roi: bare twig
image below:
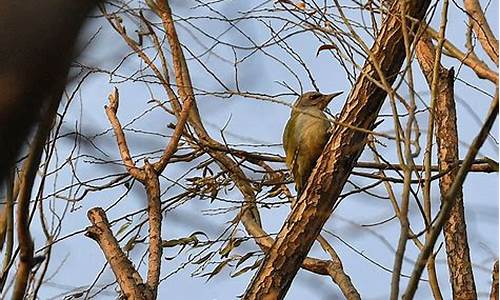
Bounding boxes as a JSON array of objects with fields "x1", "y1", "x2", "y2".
[
  {"x1": 463, "y1": 0, "x2": 499, "y2": 65},
  {"x1": 12, "y1": 96, "x2": 59, "y2": 300},
  {"x1": 426, "y1": 26, "x2": 498, "y2": 83},
  {"x1": 317, "y1": 236, "x2": 361, "y2": 300},
  {"x1": 105, "y1": 88, "x2": 145, "y2": 181}
]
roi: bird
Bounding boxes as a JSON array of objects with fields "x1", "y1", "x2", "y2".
[{"x1": 282, "y1": 91, "x2": 343, "y2": 194}]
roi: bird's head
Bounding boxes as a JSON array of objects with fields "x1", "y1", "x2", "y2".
[{"x1": 293, "y1": 91, "x2": 343, "y2": 110}]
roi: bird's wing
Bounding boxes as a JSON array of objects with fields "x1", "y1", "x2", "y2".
[
  {"x1": 290, "y1": 147, "x2": 300, "y2": 180},
  {"x1": 282, "y1": 118, "x2": 295, "y2": 168},
  {"x1": 283, "y1": 117, "x2": 301, "y2": 191}
]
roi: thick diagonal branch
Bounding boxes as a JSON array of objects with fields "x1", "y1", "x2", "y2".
[{"x1": 242, "y1": 1, "x2": 432, "y2": 299}]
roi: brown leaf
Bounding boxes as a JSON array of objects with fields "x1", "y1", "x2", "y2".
[
  {"x1": 231, "y1": 258, "x2": 263, "y2": 278},
  {"x1": 316, "y1": 44, "x2": 338, "y2": 56},
  {"x1": 296, "y1": 2, "x2": 306, "y2": 9},
  {"x1": 275, "y1": 0, "x2": 294, "y2": 5},
  {"x1": 202, "y1": 259, "x2": 231, "y2": 282}
]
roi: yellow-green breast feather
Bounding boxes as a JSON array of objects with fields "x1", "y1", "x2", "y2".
[{"x1": 283, "y1": 107, "x2": 331, "y2": 193}]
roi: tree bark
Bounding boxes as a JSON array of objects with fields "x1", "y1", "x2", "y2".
[
  {"x1": 403, "y1": 92, "x2": 498, "y2": 299},
  {"x1": 242, "y1": 1, "x2": 432, "y2": 299},
  {"x1": 416, "y1": 35, "x2": 477, "y2": 300},
  {"x1": 86, "y1": 208, "x2": 153, "y2": 300},
  {"x1": 491, "y1": 261, "x2": 499, "y2": 300}
]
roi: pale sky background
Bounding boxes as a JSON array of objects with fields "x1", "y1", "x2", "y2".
[{"x1": 23, "y1": 1, "x2": 499, "y2": 299}]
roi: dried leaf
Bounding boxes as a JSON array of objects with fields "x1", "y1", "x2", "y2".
[
  {"x1": 483, "y1": 156, "x2": 499, "y2": 172},
  {"x1": 316, "y1": 44, "x2": 338, "y2": 56},
  {"x1": 275, "y1": 0, "x2": 294, "y2": 5},
  {"x1": 68, "y1": 291, "x2": 85, "y2": 299},
  {"x1": 266, "y1": 185, "x2": 283, "y2": 198},
  {"x1": 296, "y1": 2, "x2": 306, "y2": 9},
  {"x1": 202, "y1": 259, "x2": 231, "y2": 282},
  {"x1": 235, "y1": 251, "x2": 258, "y2": 269},
  {"x1": 162, "y1": 237, "x2": 193, "y2": 248},
  {"x1": 192, "y1": 252, "x2": 213, "y2": 265},
  {"x1": 123, "y1": 235, "x2": 139, "y2": 253},
  {"x1": 219, "y1": 238, "x2": 244, "y2": 258},
  {"x1": 231, "y1": 258, "x2": 263, "y2": 278},
  {"x1": 116, "y1": 221, "x2": 131, "y2": 237},
  {"x1": 162, "y1": 231, "x2": 208, "y2": 248},
  {"x1": 210, "y1": 188, "x2": 219, "y2": 202}
]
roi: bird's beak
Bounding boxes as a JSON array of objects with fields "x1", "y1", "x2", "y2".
[
  {"x1": 326, "y1": 91, "x2": 343, "y2": 100},
  {"x1": 320, "y1": 91, "x2": 343, "y2": 109}
]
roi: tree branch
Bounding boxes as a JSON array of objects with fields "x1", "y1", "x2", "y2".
[
  {"x1": 426, "y1": 26, "x2": 498, "y2": 83},
  {"x1": 144, "y1": 162, "x2": 162, "y2": 297},
  {"x1": 149, "y1": 0, "x2": 362, "y2": 290},
  {"x1": 105, "y1": 88, "x2": 145, "y2": 181},
  {"x1": 86, "y1": 208, "x2": 152, "y2": 300},
  {"x1": 12, "y1": 96, "x2": 59, "y2": 300},
  {"x1": 403, "y1": 91, "x2": 498, "y2": 299},
  {"x1": 242, "y1": 1, "x2": 432, "y2": 299},
  {"x1": 416, "y1": 32, "x2": 477, "y2": 299},
  {"x1": 463, "y1": 0, "x2": 499, "y2": 65}
]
